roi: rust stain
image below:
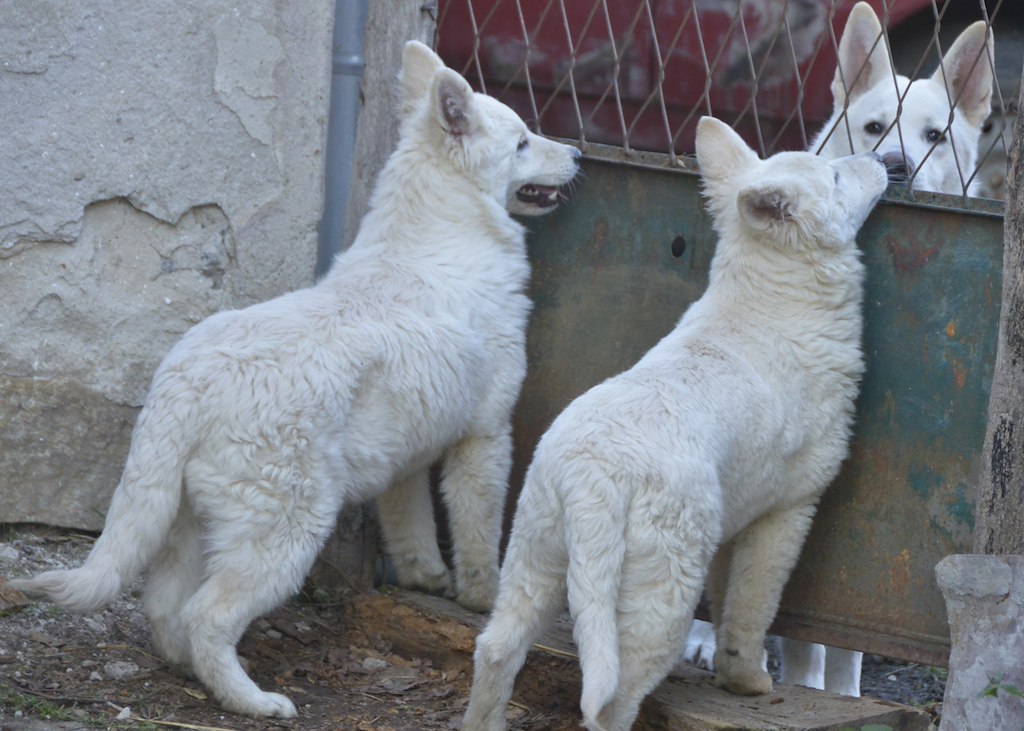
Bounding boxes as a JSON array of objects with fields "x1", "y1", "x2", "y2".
[
  {"x1": 951, "y1": 357, "x2": 968, "y2": 390},
  {"x1": 887, "y1": 548, "x2": 912, "y2": 597},
  {"x1": 886, "y1": 238, "x2": 939, "y2": 273},
  {"x1": 945, "y1": 320, "x2": 957, "y2": 338}
]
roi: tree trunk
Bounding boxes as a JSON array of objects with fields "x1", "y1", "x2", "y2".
[{"x1": 974, "y1": 75, "x2": 1024, "y2": 556}]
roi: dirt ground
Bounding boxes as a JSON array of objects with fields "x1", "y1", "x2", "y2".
[{"x1": 0, "y1": 526, "x2": 943, "y2": 731}]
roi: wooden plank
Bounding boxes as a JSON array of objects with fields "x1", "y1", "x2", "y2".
[{"x1": 353, "y1": 589, "x2": 934, "y2": 731}]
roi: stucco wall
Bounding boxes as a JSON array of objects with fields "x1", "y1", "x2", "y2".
[{"x1": 0, "y1": 1, "x2": 334, "y2": 529}]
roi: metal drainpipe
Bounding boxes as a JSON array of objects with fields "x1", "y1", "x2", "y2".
[{"x1": 316, "y1": 0, "x2": 369, "y2": 279}]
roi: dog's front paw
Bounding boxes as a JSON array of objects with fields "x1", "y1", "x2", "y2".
[
  {"x1": 716, "y1": 669, "x2": 773, "y2": 696},
  {"x1": 714, "y1": 666, "x2": 773, "y2": 696},
  {"x1": 714, "y1": 646, "x2": 773, "y2": 696}
]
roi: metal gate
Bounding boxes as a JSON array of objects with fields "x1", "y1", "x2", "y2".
[{"x1": 437, "y1": 0, "x2": 1012, "y2": 666}]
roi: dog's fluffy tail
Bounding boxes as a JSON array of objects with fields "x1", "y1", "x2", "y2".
[
  {"x1": 9, "y1": 375, "x2": 196, "y2": 611},
  {"x1": 563, "y1": 462, "x2": 627, "y2": 730}
]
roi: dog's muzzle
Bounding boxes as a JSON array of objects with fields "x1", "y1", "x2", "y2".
[{"x1": 881, "y1": 151, "x2": 914, "y2": 186}]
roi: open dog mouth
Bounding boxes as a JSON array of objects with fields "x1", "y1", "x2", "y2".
[{"x1": 516, "y1": 184, "x2": 565, "y2": 208}]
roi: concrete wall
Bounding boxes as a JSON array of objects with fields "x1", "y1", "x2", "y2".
[{"x1": 0, "y1": 1, "x2": 334, "y2": 530}]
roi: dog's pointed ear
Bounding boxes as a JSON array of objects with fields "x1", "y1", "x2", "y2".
[
  {"x1": 737, "y1": 185, "x2": 797, "y2": 231},
  {"x1": 432, "y1": 68, "x2": 477, "y2": 138},
  {"x1": 400, "y1": 41, "x2": 446, "y2": 116},
  {"x1": 832, "y1": 2, "x2": 890, "y2": 107},
  {"x1": 696, "y1": 117, "x2": 758, "y2": 184},
  {"x1": 933, "y1": 21, "x2": 993, "y2": 128}
]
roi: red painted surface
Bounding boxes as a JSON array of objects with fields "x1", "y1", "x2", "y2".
[{"x1": 438, "y1": 0, "x2": 930, "y2": 155}]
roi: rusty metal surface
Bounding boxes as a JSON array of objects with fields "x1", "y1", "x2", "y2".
[{"x1": 509, "y1": 153, "x2": 1003, "y2": 667}]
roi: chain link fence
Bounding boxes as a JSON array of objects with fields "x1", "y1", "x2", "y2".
[{"x1": 437, "y1": 0, "x2": 1018, "y2": 199}]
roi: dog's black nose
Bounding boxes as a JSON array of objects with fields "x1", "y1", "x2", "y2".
[
  {"x1": 571, "y1": 147, "x2": 583, "y2": 161},
  {"x1": 881, "y1": 151, "x2": 913, "y2": 184}
]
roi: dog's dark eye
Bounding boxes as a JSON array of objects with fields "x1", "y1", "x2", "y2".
[
  {"x1": 982, "y1": 120, "x2": 994, "y2": 134},
  {"x1": 864, "y1": 121, "x2": 883, "y2": 135},
  {"x1": 517, "y1": 137, "x2": 529, "y2": 152},
  {"x1": 926, "y1": 129, "x2": 946, "y2": 144}
]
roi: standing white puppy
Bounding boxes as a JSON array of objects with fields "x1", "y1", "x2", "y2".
[
  {"x1": 9, "y1": 41, "x2": 579, "y2": 719},
  {"x1": 463, "y1": 117, "x2": 888, "y2": 731},
  {"x1": 786, "y1": 2, "x2": 991, "y2": 694},
  {"x1": 687, "y1": 4, "x2": 994, "y2": 695}
]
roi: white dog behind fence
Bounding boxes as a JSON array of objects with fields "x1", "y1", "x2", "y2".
[
  {"x1": 463, "y1": 116, "x2": 889, "y2": 731},
  {"x1": 685, "y1": 2, "x2": 994, "y2": 697},
  {"x1": 9, "y1": 41, "x2": 580, "y2": 719},
  {"x1": 812, "y1": 2, "x2": 994, "y2": 195}
]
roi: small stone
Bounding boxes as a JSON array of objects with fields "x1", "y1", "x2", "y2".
[
  {"x1": 115, "y1": 705, "x2": 131, "y2": 720},
  {"x1": 103, "y1": 660, "x2": 140, "y2": 680},
  {"x1": 362, "y1": 657, "x2": 388, "y2": 672},
  {"x1": 0, "y1": 544, "x2": 19, "y2": 561},
  {"x1": 81, "y1": 659, "x2": 97, "y2": 668},
  {"x1": 265, "y1": 629, "x2": 282, "y2": 640},
  {"x1": 90, "y1": 671, "x2": 103, "y2": 681}
]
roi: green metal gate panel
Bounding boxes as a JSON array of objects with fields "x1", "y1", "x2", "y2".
[{"x1": 510, "y1": 152, "x2": 1003, "y2": 667}]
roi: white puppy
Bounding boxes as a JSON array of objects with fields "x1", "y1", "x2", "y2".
[
  {"x1": 786, "y1": 3, "x2": 991, "y2": 694},
  {"x1": 688, "y1": 5, "x2": 994, "y2": 695},
  {"x1": 9, "y1": 41, "x2": 580, "y2": 719},
  {"x1": 812, "y1": 1, "x2": 993, "y2": 194},
  {"x1": 463, "y1": 116, "x2": 888, "y2": 731}
]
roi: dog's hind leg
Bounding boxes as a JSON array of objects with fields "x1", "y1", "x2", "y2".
[
  {"x1": 181, "y1": 507, "x2": 333, "y2": 718},
  {"x1": 823, "y1": 646, "x2": 862, "y2": 696},
  {"x1": 440, "y1": 429, "x2": 513, "y2": 612},
  {"x1": 595, "y1": 530, "x2": 707, "y2": 731},
  {"x1": 463, "y1": 505, "x2": 567, "y2": 731},
  {"x1": 778, "y1": 638, "x2": 825, "y2": 690},
  {"x1": 714, "y1": 502, "x2": 818, "y2": 696},
  {"x1": 377, "y1": 469, "x2": 452, "y2": 597},
  {"x1": 145, "y1": 500, "x2": 204, "y2": 672}
]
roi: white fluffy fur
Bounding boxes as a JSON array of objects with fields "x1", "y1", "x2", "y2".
[
  {"x1": 462, "y1": 117, "x2": 888, "y2": 731},
  {"x1": 810, "y1": 1, "x2": 993, "y2": 194},
  {"x1": 687, "y1": 6, "x2": 994, "y2": 695},
  {"x1": 781, "y1": 4, "x2": 990, "y2": 694},
  {"x1": 8, "y1": 41, "x2": 579, "y2": 719}
]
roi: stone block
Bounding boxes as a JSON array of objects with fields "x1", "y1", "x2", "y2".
[
  {"x1": 937, "y1": 554, "x2": 1024, "y2": 730},
  {"x1": 1, "y1": 376, "x2": 135, "y2": 530}
]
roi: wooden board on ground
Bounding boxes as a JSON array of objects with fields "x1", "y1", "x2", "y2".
[{"x1": 356, "y1": 589, "x2": 935, "y2": 731}]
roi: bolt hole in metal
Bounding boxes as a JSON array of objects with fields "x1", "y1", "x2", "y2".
[{"x1": 671, "y1": 235, "x2": 687, "y2": 258}]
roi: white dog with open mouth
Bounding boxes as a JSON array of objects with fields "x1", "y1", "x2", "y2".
[
  {"x1": 463, "y1": 117, "x2": 888, "y2": 731},
  {"x1": 9, "y1": 41, "x2": 580, "y2": 719}
]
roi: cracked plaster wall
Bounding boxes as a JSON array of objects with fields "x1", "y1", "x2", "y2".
[{"x1": 1, "y1": 1, "x2": 334, "y2": 529}]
